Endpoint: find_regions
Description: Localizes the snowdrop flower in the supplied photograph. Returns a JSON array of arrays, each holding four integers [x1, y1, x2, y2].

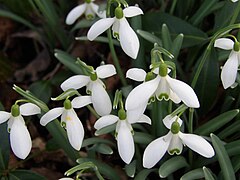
[[143, 115, 215, 168], [87, 6, 143, 59], [231, 0, 238, 2], [125, 65, 200, 112], [66, 0, 106, 24], [0, 103, 40, 159], [61, 64, 116, 116], [214, 38, 240, 89], [94, 109, 151, 164], [40, 97, 91, 150]]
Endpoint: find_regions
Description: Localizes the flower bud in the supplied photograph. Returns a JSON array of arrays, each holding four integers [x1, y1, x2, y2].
[[118, 109, 126, 120], [234, 41, 240, 51], [64, 99, 72, 110], [11, 104, 20, 117], [159, 63, 168, 77], [170, 121, 180, 134], [115, 7, 124, 19]]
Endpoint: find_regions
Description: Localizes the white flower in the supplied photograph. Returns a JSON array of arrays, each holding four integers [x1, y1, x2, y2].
[[87, 6, 143, 59], [0, 103, 40, 159], [231, 0, 238, 2], [125, 67, 200, 111], [214, 38, 240, 89], [94, 109, 151, 164], [40, 97, 92, 150], [66, 0, 106, 24], [143, 115, 215, 168], [61, 64, 116, 116]]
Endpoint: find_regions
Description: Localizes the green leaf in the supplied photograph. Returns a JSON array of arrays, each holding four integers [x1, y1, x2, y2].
[[125, 160, 136, 178], [54, 49, 84, 75], [0, 122, 9, 170], [218, 120, 240, 139], [94, 124, 116, 136], [194, 109, 239, 135], [180, 168, 204, 180], [137, 30, 162, 46], [142, 12, 208, 48], [161, 24, 173, 50], [51, 89, 80, 101], [225, 140, 240, 156], [75, 36, 120, 46], [158, 156, 189, 178], [90, 144, 113, 155], [29, 81, 52, 104], [134, 169, 157, 180], [203, 167, 215, 180], [82, 137, 115, 147], [211, 134, 236, 180], [9, 170, 46, 180], [133, 132, 154, 145]]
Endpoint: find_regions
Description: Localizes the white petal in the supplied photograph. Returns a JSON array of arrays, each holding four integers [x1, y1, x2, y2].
[[143, 134, 170, 168], [87, 18, 115, 41], [66, 4, 87, 25], [135, 114, 151, 125], [169, 90, 181, 104], [96, 64, 116, 79], [65, 109, 84, 150], [117, 121, 134, 164], [40, 107, 64, 126], [162, 115, 183, 129], [125, 76, 160, 110], [72, 96, 92, 109], [179, 132, 215, 158], [167, 76, 200, 108], [214, 38, 234, 50], [0, 111, 10, 124], [10, 116, 32, 159], [123, 6, 143, 17], [119, 18, 139, 59], [221, 52, 238, 89], [94, 115, 118, 130], [232, 0, 239, 2], [61, 75, 90, 91], [91, 82, 112, 116], [127, 104, 147, 124], [126, 68, 146, 82], [20, 103, 41, 116], [168, 134, 183, 155]]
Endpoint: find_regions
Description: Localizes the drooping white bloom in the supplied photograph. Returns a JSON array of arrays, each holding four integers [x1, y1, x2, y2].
[[214, 38, 240, 89], [0, 103, 40, 159], [94, 109, 151, 164], [40, 97, 92, 150], [125, 67, 200, 111], [66, 0, 106, 24], [61, 64, 116, 116], [231, 0, 238, 2], [87, 6, 143, 59], [143, 115, 215, 168]]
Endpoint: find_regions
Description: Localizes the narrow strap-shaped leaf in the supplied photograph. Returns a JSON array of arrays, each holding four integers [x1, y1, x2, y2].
[[218, 120, 240, 139], [203, 167, 215, 180], [161, 24, 173, 50], [133, 132, 154, 145], [82, 137, 115, 147], [180, 168, 204, 180], [159, 156, 189, 178], [211, 134, 236, 180], [125, 160, 137, 178], [134, 169, 157, 180], [137, 30, 162, 46]]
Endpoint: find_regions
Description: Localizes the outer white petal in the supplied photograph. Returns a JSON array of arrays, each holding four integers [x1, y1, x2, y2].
[[72, 96, 92, 109], [96, 64, 116, 79], [179, 132, 215, 158], [94, 115, 118, 130], [66, 4, 87, 25], [126, 68, 146, 82], [169, 90, 181, 104], [20, 103, 41, 116], [117, 121, 134, 164], [125, 76, 160, 110], [167, 76, 200, 108], [232, 0, 239, 2], [87, 18, 115, 41], [10, 116, 31, 159], [40, 107, 64, 126], [143, 133, 171, 168], [123, 6, 143, 17], [168, 134, 183, 155], [119, 18, 139, 59], [127, 103, 147, 124], [162, 115, 183, 129], [0, 111, 10, 124], [61, 75, 90, 91], [221, 52, 238, 89], [214, 38, 234, 50], [65, 109, 84, 150], [91, 82, 112, 116], [135, 114, 151, 125], [59, 178, 74, 180]]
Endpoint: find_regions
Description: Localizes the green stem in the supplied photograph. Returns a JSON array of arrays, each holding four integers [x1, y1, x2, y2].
[[188, 108, 194, 166], [169, 0, 177, 15], [106, 0, 127, 86], [229, 1, 240, 25]]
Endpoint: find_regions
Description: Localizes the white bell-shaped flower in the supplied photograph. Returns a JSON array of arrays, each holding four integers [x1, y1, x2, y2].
[[214, 38, 240, 89], [66, 0, 106, 24], [87, 6, 143, 59], [143, 115, 215, 168], [0, 103, 41, 159], [40, 97, 92, 150], [61, 64, 116, 116], [94, 109, 151, 164], [125, 66, 200, 111]]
